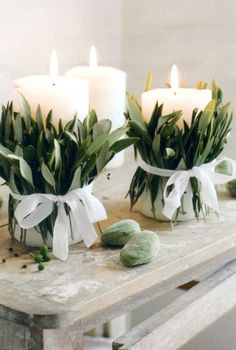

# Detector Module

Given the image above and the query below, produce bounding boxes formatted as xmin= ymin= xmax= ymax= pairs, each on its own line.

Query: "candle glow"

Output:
xmin=50 ymin=50 xmax=58 ymax=85
xmin=89 ymin=46 xmax=97 ymax=69
xmin=170 ymin=64 xmax=179 ymax=94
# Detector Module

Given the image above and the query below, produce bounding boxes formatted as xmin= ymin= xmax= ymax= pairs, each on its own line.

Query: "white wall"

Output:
xmin=120 ymin=0 xmax=236 ymax=157
xmin=0 ymin=0 xmax=122 ymax=104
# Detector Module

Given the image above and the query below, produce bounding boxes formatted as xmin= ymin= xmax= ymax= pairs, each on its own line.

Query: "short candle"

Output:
xmin=13 ymin=51 xmax=89 ymax=125
xmin=141 ymin=65 xmax=212 ymax=126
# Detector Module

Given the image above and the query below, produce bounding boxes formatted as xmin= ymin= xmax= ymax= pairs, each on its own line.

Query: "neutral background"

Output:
xmin=1 ymin=1 xmax=236 ymax=348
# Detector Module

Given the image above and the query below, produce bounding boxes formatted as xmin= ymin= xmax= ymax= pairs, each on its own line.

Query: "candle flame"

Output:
xmin=170 ymin=64 xmax=179 ymax=94
xmin=89 ymin=46 xmax=97 ymax=69
xmin=50 ymin=50 xmax=58 ymax=85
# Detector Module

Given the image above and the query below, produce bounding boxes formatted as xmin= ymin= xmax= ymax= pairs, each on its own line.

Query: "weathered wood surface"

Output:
xmin=0 ymin=317 xmax=83 ymax=350
xmin=0 ymin=158 xmax=236 ymax=334
xmin=113 ymin=259 xmax=236 ymax=350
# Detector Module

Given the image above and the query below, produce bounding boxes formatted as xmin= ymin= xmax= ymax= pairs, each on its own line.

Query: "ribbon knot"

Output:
xmin=11 ymin=185 xmax=107 ymax=261
xmin=138 ymin=157 xmax=236 ymax=220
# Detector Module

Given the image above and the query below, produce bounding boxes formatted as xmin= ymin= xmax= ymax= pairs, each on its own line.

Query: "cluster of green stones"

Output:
xmin=101 ymin=219 xmax=160 ymax=267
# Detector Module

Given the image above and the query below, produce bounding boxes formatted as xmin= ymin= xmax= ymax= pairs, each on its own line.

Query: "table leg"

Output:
xmin=44 ymin=323 xmax=83 ymax=350
xmin=0 ymin=318 xmax=43 ymax=350
xmin=0 ymin=318 xmax=83 ymax=350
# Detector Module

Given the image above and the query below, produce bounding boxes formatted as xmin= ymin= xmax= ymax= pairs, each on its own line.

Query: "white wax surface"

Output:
xmin=141 ymin=88 xmax=212 ymax=125
xmin=13 ymin=75 xmax=89 ymax=125
xmin=66 ymin=66 xmax=127 ymax=168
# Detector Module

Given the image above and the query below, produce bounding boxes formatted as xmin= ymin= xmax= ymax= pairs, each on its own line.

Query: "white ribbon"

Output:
xmin=138 ymin=157 xmax=236 ymax=220
xmin=11 ymin=185 xmax=107 ymax=261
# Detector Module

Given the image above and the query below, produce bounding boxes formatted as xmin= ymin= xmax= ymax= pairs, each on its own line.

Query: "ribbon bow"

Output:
xmin=11 ymin=185 xmax=107 ymax=260
xmin=138 ymin=158 xmax=236 ymax=220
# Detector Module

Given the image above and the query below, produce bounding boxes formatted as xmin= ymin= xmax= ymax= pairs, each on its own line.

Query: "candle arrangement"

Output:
xmin=0 ymin=48 xmax=236 ymax=263
xmin=0 ymin=95 xmax=134 ymax=260
xmin=126 ymin=67 xmax=235 ymax=222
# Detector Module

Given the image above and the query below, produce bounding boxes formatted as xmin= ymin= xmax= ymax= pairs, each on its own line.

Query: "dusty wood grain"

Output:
xmin=113 ymin=259 xmax=236 ymax=350
xmin=0 ymin=158 xmax=236 ymax=332
xmin=0 ymin=318 xmax=44 ymax=350
xmin=0 ymin=318 xmax=83 ymax=350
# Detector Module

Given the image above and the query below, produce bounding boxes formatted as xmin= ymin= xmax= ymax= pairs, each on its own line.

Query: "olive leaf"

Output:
xmin=41 ymin=162 xmax=56 ymax=190
xmin=8 ymin=154 xmax=34 ymax=187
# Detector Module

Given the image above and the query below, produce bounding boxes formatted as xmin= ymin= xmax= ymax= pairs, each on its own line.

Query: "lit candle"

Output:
xmin=13 ymin=51 xmax=89 ymax=125
xmin=66 ymin=46 xmax=127 ymax=168
xmin=141 ymin=65 xmax=212 ymax=126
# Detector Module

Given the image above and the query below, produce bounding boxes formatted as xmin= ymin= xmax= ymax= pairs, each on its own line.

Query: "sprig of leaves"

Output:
xmin=0 ymin=95 xmax=136 ymax=237
xmin=126 ymin=81 xmax=232 ymax=219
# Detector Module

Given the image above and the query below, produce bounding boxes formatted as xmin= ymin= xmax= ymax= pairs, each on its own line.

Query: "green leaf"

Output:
xmin=145 ymin=71 xmax=153 ymax=91
xmin=0 ymin=143 xmax=13 ymax=157
xmin=8 ymin=155 xmax=34 ymax=187
xmin=36 ymin=105 xmax=43 ymax=131
xmin=54 ymin=139 xmax=61 ymax=171
xmin=46 ymin=110 xmax=53 ymax=129
xmin=14 ymin=113 xmax=23 ymax=143
xmin=99 ymin=119 xmax=112 ymax=134
xmin=68 ymin=167 xmax=81 ymax=191
xmin=96 ymin=140 xmax=110 ymax=173
xmin=86 ymin=109 xmax=98 ymax=131
xmin=86 ymin=134 xmax=108 ymax=157
xmin=152 ymin=134 xmax=160 ymax=155
xmin=17 ymin=92 xmax=31 ymax=130
xmin=107 ymin=125 xmax=129 ymax=146
xmin=199 ymin=100 xmax=216 ymax=132
xmin=129 ymin=120 xmax=152 ymax=146
xmin=127 ymin=96 xmax=146 ymax=127
xmin=41 ymin=162 xmax=56 ymax=190
xmin=65 ymin=131 xmax=78 ymax=145
xmin=81 ymin=155 xmax=96 ymax=183
xmin=24 ymin=145 xmax=35 ymax=163
xmin=110 ymin=137 xmax=139 ymax=153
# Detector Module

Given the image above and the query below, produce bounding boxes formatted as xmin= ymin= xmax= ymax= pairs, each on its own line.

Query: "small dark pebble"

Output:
xmin=2 ymin=259 xmax=6 ymax=263
xmin=22 ymin=264 xmax=27 ymax=269
xmin=14 ymin=253 xmax=19 ymax=257
xmin=8 ymin=247 xmax=13 ymax=252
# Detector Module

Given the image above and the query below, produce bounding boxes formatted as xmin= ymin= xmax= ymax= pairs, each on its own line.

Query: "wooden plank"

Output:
xmin=113 ymin=259 xmax=236 ymax=350
xmin=80 ymin=246 xmax=236 ymax=332
xmin=0 ymin=317 xmax=83 ymax=350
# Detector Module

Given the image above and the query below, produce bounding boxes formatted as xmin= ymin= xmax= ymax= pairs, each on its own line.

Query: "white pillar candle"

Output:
xmin=66 ymin=46 xmax=127 ymax=168
xmin=13 ymin=51 xmax=89 ymax=125
xmin=141 ymin=65 xmax=212 ymax=126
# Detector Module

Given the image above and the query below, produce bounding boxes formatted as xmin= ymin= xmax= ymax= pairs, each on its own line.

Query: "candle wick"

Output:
xmin=52 ymin=83 xmax=56 ymax=86
xmin=174 ymin=91 xmax=177 ymax=96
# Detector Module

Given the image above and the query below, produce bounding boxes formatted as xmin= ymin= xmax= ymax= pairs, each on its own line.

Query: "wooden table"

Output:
xmin=1 ymin=157 xmax=236 ymax=349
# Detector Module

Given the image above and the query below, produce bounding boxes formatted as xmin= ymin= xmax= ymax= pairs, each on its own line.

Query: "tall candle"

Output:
xmin=13 ymin=51 xmax=89 ymax=125
xmin=66 ymin=46 xmax=127 ymax=168
xmin=141 ymin=65 xmax=212 ymax=126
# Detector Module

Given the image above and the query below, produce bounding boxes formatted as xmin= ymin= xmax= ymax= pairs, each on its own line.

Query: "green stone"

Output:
xmin=101 ymin=219 xmax=140 ymax=247
xmin=120 ymin=230 xmax=160 ymax=267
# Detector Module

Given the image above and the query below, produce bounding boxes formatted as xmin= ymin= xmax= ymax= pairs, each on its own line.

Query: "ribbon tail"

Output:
xmin=68 ymin=199 xmax=97 ymax=248
xmin=52 ymin=203 xmax=69 ymax=261
xmin=195 ymin=169 xmax=219 ymax=213
xmin=162 ymin=172 xmax=190 ymax=220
